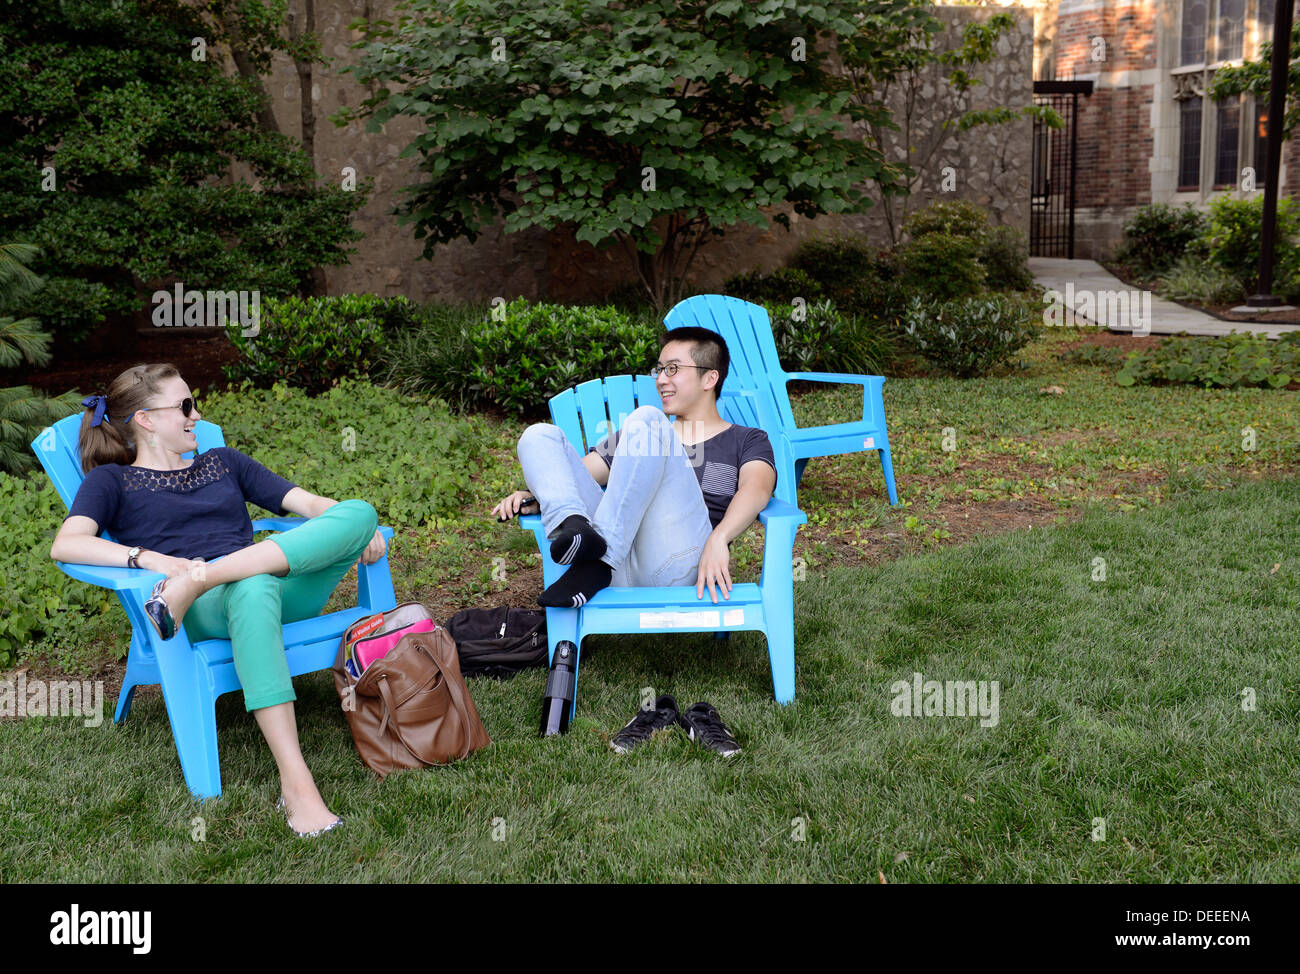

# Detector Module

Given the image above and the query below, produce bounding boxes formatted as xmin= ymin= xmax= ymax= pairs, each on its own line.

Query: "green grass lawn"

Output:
xmin=2 ymin=472 xmax=1296 ymax=882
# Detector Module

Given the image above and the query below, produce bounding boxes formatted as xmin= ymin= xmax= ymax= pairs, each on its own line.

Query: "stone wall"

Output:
xmin=256 ymin=2 xmax=1033 ymax=304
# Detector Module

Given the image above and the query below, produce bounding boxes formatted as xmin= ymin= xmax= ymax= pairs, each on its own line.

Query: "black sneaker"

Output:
xmin=609 ymin=695 xmax=680 ymax=754
xmin=678 ymin=702 xmax=741 ymax=756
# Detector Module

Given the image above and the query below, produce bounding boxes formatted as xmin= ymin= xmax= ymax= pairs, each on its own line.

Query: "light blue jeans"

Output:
xmin=517 ymin=406 xmax=714 ymax=587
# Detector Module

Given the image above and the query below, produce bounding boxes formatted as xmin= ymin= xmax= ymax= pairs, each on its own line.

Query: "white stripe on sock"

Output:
xmin=561 ymin=534 xmax=581 ymax=564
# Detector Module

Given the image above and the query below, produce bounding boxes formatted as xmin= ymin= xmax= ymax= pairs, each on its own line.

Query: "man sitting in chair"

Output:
xmin=492 ymin=327 xmax=777 ymax=607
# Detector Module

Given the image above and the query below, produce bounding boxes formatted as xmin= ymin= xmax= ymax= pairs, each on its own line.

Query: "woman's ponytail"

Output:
xmin=78 ymin=363 xmax=180 ymax=473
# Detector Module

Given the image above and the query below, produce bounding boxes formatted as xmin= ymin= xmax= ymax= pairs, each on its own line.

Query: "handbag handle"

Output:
xmin=374 ymin=640 xmax=473 ymax=763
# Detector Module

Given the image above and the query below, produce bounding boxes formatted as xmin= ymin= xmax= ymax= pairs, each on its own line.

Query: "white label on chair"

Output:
xmin=723 ymin=609 xmax=745 ymax=626
xmin=639 ymin=611 xmax=721 ymax=629
xmin=864 ymin=437 xmax=875 ymax=449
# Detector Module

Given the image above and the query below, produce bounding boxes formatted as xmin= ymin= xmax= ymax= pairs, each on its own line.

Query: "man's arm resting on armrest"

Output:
xmin=696 ymin=460 xmax=777 ymax=602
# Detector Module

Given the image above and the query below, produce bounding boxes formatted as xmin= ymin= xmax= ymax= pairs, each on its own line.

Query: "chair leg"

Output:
xmin=153 ymin=640 xmax=223 ymax=800
xmin=114 ymin=630 xmax=155 ymax=724
xmin=766 ymin=608 xmax=796 ymax=705
xmin=879 ymin=443 xmax=899 ymax=506
xmin=544 ymin=607 xmax=582 ymax=722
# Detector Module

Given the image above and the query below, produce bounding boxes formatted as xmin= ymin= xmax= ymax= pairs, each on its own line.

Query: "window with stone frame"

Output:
xmin=1175 ymin=0 xmax=1273 ymax=193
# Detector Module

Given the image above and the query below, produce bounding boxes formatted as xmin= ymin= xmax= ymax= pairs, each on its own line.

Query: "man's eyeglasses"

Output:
xmin=140 ymin=398 xmax=196 ymax=418
xmin=650 ymin=363 xmax=713 ymax=379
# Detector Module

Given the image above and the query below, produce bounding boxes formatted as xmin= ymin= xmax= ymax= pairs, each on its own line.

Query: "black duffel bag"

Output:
xmin=445 ymin=606 xmax=548 ymax=678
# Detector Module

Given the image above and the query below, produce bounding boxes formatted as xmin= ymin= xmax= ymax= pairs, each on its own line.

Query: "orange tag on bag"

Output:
xmin=350 ymin=613 xmax=386 ymax=643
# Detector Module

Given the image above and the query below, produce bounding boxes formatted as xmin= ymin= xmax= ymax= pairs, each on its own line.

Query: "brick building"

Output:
xmin=1029 ymin=0 xmax=1296 ymax=258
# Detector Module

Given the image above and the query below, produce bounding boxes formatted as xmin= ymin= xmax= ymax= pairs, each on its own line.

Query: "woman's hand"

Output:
xmin=358 ymin=529 xmax=387 ymax=565
xmin=138 ymin=550 xmax=206 ymax=580
xmin=492 ymin=490 xmax=539 ymax=521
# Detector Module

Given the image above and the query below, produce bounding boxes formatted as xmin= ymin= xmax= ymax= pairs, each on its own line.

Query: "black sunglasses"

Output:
xmin=140 ymin=397 xmax=196 ymax=418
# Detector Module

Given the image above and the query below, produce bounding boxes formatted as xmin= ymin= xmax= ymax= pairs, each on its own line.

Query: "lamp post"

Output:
xmin=1247 ymin=0 xmax=1296 ymax=307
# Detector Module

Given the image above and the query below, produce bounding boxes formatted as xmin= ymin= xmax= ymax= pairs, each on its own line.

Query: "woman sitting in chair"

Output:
xmin=49 ymin=363 xmax=386 ymax=838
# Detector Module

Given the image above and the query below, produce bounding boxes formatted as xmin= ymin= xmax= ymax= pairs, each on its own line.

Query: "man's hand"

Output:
xmin=695 ymin=532 xmax=732 ymax=603
xmin=358 ymin=529 xmax=387 ymax=565
xmin=492 ymin=490 xmax=539 ymax=521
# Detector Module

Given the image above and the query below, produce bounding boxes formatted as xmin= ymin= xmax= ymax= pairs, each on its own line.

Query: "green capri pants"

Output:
xmin=183 ymin=499 xmax=379 ymax=711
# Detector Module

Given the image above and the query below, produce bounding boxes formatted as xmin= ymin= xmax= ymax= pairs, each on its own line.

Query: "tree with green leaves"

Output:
xmin=0 ymin=0 xmax=364 ymax=346
xmin=342 ymin=0 xmax=916 ymax=311
xmin=0 ymin=243 xmax=79 ymax=474
xmin=841 ymin=1 xmax=1062 ymax=244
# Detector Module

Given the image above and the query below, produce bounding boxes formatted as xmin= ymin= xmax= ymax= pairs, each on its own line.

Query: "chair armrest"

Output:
xmin=756 ymin=497 xmax=808 ymax=528
xmin=54 ymin=562 xmax=164 ymax=592
xmin=783 ymin=372 xmax=881 ymax=425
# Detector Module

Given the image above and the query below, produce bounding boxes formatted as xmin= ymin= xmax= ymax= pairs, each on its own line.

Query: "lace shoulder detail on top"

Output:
xmin=121 ymin=452 xmax=230 ymax=494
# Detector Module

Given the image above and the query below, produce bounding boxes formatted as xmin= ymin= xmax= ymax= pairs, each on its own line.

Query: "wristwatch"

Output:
xmin=126 ymin=546 xmax=143 ymax=569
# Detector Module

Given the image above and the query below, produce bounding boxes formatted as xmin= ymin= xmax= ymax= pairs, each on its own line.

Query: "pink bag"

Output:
xmin=356 ymin=611 xmax=436 ymax=671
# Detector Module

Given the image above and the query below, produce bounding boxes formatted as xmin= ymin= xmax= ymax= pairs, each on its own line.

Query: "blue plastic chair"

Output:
xmin=30 ymin=414 xmax=397 ymax=800
xmin=517 ymin=374 xmax=807 ymax=712
xmin=665 ymin=294 xmax=899 ymax=506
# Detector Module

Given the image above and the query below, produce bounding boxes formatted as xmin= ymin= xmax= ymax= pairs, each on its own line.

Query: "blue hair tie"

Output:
xmin=82 ymin=394 xmax=110 ymax=427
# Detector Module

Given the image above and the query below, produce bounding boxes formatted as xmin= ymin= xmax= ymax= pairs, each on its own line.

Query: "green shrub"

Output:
xmin=902 ymin=199 xmax=992 ymax=241
xmin=763 ymin=299 xmax=896 ymax=375
xmin=1116 ymin=332 xmax=1300 ymax=389
xmin=897 ymin=232 xmax=988 ymax=303
xmin=224 ymin=294 xmax=416 ymax=394
xmin=900 ymin=293 xmax=1041 ymax=378
xmin=1156 ymin=256 xmax=1244 ymax=306
xmin=1115 ymin=203 xmax=1208 ymax=278
xmin=897 ymin=201 xmax=992 ymax=303
xmin=723 ymin=266 xmax=826 ymax=306
xmin=789 ymin=235 xmax=910 ymax=321
xmin=979 ymin=225 xmax=1036 ymax=292
xmin=469 ymin=299 xmax=659 ymax=417
xmin=200 ymin=380 xmax=475 ymax=526
xmin=379 ymin=303 xmax=485 ymax=413
xmin=1203 ymin=195 xmax=1300 ymax=293
xmin=0 ymin=472 xmax=114 ymax=668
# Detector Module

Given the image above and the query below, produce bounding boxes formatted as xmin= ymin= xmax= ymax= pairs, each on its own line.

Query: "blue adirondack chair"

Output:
xmin=517 ymin=374 xmax=807 ymax=711
xmin=664 ymin=294 xmax=899 ymax=506
xmin=30 ymin=414 xmax=397 ymax=800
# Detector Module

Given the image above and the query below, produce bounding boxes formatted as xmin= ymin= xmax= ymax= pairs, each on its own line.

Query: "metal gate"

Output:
xmin=1031 ymin=80 xmax=1093 ymax=258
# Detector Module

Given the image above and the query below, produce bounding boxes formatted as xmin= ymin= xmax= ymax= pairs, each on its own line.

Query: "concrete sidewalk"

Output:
xmin=1029 ymin=257 xmax=1296 ymax=339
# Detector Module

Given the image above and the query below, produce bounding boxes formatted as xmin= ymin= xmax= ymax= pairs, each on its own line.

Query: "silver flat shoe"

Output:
xmin=276 ymin=796 xmax=344 ymax=839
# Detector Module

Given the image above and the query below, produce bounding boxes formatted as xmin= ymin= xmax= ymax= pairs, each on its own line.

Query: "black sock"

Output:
xmin=538 ymin=561 xmax=613 ymax=608
xmin=549 ymin=514 xmax=608 ymax=565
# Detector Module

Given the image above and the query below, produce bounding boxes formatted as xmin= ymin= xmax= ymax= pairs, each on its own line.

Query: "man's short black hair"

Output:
xmin=661 ymin=326 xmax=729 ymax=398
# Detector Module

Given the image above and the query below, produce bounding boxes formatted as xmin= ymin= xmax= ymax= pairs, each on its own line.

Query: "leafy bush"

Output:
xmin=1156 ymin=256 xmax=1245 ymax=306
xmin=1115 ymin=203 xmax=1208 ymax=278
xmin=897 ymin=232 xmax=988 ymax=302
xmin=979 ymin=225 xmax=1035 ymax=292
xmin=902 ymin=199 xmax=992 ymax=241
xmin=379 ymin=304 xmax=485 ymax=413
xmin=200 ymin=380 xmax=475 ymax=526
xmin=1203 ymin=195 xmax=1300 ymax=292
xmin=763 ymin=299 xmax=896 ymax=375
xmin=471 ymin=300 xmax=659 ymax=417
xmin=723 ymin=267 xmax=826 ymax=306
xmin=1116 ymin=332 xmax=1300 ymax=389
xmin=0 ymin=472 xmax=114 ymax=668
xmin=900 ymin=294 xmax=1041 ymax=378
xmin=789 ymin=235 xmax=910 ymax=321
xmin=897 ymin=201 xmax=992 ymax=303
xmin=224 ymin=295 xmax=416 ymax=394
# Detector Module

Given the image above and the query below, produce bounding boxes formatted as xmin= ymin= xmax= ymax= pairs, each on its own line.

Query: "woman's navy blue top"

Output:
xmin=66 ymin=447 xmax=297 ymax=561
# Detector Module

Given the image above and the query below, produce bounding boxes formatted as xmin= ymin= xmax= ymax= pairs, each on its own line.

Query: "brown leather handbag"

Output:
xmin=333 ymin=603 xmax=491 ymax=777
